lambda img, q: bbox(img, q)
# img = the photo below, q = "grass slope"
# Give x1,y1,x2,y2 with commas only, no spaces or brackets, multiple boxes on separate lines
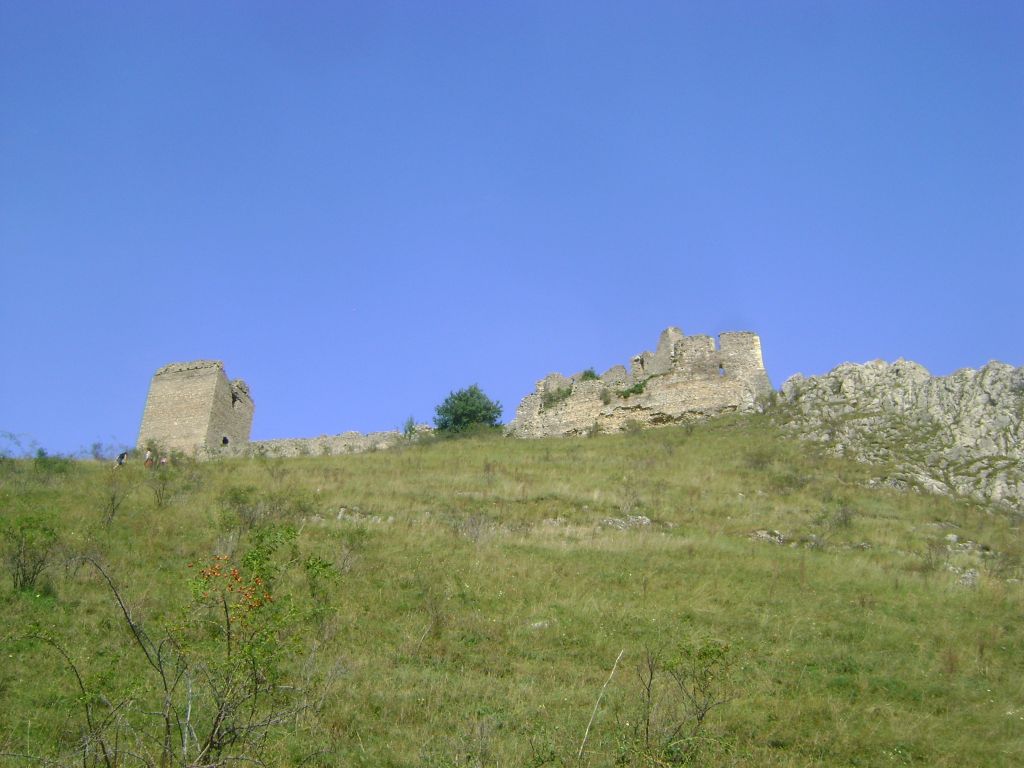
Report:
2,415,1023,766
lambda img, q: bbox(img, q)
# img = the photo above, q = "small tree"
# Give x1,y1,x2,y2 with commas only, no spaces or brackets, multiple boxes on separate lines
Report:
27,531,322,767
434,385,502,433
1,515,58,591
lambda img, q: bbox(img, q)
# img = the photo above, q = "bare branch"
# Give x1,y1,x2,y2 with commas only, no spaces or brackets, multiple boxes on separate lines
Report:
577,648,624,762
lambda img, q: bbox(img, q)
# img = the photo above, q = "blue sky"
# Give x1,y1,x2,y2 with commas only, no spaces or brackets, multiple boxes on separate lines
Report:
2,1,1021,455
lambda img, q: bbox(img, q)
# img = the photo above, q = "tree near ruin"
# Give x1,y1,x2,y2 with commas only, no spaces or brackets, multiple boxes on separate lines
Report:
433,385,502,433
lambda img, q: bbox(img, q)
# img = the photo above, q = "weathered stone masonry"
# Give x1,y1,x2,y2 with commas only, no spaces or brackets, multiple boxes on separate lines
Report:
508,327,773,438
137,361,254,453
138,327,772,455
137,360,415,458
135,337,1023,513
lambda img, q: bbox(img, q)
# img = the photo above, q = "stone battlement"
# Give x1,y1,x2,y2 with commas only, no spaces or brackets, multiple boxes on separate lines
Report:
508,327,772,438
154,360,225,375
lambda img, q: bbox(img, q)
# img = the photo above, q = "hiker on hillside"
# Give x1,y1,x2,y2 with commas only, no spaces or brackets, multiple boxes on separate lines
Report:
144,449,154,468
115,451,128,467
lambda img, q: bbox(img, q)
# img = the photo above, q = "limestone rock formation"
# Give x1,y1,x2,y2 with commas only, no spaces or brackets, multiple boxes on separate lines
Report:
508,327,773,438
778,359,1024,509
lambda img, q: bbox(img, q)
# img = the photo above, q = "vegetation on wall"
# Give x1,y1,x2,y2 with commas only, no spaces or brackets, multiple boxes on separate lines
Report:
541,386,573,410
617,378,648,398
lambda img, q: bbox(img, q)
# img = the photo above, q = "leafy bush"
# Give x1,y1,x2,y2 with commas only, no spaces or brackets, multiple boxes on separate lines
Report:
1,515,58,591
618,379,648,399
32,448,73,479
580,368,599,381
434,385,502,433
35,543,320,768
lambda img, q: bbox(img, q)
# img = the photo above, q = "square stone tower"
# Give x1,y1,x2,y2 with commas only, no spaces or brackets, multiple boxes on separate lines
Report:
137,360,254,453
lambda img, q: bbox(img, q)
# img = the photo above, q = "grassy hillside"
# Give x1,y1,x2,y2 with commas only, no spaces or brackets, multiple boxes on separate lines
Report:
2,415,1023,766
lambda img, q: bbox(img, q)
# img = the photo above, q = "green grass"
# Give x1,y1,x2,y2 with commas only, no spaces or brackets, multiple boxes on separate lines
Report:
2,415,1024,766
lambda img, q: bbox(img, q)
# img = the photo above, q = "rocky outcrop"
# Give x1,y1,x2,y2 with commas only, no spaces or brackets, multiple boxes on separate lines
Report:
509,328,773,437
778,360,1024,509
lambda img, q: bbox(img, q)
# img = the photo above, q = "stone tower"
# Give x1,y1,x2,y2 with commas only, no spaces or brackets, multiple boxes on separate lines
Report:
137,360,254,453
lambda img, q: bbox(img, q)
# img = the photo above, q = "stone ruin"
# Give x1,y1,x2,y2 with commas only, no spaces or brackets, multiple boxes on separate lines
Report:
507,327,773,438
137,360,254,453
137,360,414,458
137,327,773,455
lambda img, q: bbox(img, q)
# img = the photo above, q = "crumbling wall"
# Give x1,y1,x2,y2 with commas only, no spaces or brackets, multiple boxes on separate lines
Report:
508,327,773,438
207,375,254,448
210,430,413,459
137,360,254,453
138,327,772,458
719,332,772,390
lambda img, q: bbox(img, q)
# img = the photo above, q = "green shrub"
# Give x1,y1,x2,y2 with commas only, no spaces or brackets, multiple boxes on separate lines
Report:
32,449,73,479
1,515,58,591
35,545,319,767
618,379,648,399
434,385,502,433
580,368,599,381
541,386,573,410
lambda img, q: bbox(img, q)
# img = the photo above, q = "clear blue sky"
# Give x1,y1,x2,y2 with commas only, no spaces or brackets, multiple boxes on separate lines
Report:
2,1,1021,455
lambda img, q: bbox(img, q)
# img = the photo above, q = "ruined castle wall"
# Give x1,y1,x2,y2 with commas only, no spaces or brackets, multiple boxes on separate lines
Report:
631,327,686,378
205,375,255,448
511,370,753,438
139,327,772,457
511,379,608,438
718,332,772,395
541,373,573,393
138,360,255,454
138,362,221,452
673,335,718,376
600,365,630,386
209,430,410,459
509,328,773,438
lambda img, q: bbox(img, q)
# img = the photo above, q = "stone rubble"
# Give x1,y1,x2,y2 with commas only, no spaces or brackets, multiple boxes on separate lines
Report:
600,515,652,530
750,529,786,545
